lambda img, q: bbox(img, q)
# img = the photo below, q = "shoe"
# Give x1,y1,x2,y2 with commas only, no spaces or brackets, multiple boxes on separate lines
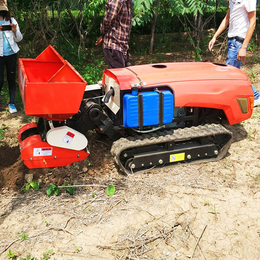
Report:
254,97,260,107
9,104,17,113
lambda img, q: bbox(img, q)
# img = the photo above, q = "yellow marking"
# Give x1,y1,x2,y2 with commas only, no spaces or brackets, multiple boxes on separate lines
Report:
169,153,185,162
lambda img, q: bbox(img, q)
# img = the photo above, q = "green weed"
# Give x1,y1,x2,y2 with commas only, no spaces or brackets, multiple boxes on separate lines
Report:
42,249,54,260
0,123,7,140
248,39,258,52
247,69,257,82
46,184,60,196
250,55,260,64
106,185,115,196
209,205,219,220
26,182,40,192
19,230,29,241
204,200,211,206
6,249,16,259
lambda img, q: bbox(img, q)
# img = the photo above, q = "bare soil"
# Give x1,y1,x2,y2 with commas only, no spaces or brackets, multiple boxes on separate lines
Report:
0,49,260,260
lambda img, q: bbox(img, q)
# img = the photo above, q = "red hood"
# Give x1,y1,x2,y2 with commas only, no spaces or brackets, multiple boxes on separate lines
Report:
103,62,249,90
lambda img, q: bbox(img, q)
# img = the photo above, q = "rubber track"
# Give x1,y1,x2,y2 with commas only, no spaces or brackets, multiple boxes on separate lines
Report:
111,124,233,174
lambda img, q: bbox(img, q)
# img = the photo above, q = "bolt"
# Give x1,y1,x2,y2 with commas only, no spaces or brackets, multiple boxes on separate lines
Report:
77,154,80,158
124,153,128,158
198,154,200,157
187,155,191,159
214,150,219,155
150,162,153,165
159,159,163,164
205,153,208,156
130,163,135,169
141,164,144,167
54,156,57,159
30,158,32,161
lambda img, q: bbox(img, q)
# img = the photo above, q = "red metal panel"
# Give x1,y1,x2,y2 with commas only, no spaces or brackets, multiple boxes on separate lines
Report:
18,45,87,121
20,134,89,169
103,62,253,125
18,122,37,144
35,44,66,63
103,62,249,91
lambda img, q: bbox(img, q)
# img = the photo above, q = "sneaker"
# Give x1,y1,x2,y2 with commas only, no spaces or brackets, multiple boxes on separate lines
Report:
9,104,17,113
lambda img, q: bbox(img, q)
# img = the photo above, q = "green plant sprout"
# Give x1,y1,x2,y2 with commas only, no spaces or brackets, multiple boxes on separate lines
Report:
107,185,115,196
26,181,40,191
247,69,256,82
19,230,29,241
209,205,219,220
46,184,60,196
6,249,16,259
204,200,211,206
0,123,7,140
62,182,77,195
42,249,54,260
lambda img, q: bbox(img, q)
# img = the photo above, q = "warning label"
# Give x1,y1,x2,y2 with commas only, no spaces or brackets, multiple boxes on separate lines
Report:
33,147,53,157
62,131,75,144
169,153,185,163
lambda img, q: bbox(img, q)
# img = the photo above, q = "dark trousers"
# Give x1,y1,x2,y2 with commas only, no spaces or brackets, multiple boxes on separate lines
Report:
0,53,17,104
103,48,130,69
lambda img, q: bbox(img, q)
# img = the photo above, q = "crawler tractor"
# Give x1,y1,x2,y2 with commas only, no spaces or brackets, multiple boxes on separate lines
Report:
18,45,254,174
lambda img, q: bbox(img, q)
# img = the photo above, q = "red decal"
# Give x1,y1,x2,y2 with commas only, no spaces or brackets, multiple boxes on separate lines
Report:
67,132,75,138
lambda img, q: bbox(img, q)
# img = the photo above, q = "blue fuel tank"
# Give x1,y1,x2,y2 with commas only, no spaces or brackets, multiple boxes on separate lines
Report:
123,90,174,128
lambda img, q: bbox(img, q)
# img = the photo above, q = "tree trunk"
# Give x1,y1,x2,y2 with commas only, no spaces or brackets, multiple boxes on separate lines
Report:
150,8,158,54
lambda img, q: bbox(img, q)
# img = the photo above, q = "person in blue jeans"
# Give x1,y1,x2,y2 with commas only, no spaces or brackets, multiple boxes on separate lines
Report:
208,0,260,107
0,1,23,113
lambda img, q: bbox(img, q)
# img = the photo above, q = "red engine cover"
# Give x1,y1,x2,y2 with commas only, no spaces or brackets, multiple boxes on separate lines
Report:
103,62,253,125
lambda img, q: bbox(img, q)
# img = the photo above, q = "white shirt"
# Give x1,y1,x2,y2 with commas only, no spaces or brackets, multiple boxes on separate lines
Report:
228,0,257,38
0,17,23,56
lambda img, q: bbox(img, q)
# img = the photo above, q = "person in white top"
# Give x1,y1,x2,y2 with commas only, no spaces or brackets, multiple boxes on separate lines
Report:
0,0,23,113
208,0,260,107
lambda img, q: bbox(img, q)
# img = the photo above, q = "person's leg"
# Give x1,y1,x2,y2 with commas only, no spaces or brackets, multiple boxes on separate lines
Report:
226,39,260,104
103,48,126,69
225,39,242,68
252,86,260,99
5,53,17,104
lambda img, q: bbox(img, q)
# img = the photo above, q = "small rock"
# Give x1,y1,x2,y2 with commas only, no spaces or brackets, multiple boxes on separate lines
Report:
88,169,95,176
83,167,88,173
24,174,33,183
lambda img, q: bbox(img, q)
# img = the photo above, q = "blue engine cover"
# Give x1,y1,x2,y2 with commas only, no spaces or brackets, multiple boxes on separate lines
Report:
123,90,174,127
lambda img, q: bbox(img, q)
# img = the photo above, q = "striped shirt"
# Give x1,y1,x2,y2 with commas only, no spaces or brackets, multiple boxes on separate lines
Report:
101,0,133,56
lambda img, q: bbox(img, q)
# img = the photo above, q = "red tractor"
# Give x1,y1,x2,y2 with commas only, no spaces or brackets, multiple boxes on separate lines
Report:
18,45,254,174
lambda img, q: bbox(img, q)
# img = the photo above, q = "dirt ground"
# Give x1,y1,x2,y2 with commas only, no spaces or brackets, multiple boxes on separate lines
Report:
1,50,260,260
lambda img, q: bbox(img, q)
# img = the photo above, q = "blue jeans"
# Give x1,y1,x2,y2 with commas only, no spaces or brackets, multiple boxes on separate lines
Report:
226,38,260,99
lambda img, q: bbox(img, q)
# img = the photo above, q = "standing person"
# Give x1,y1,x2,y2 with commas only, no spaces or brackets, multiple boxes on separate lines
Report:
95,0,133,69
0,0,23,113
208,0,260,107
